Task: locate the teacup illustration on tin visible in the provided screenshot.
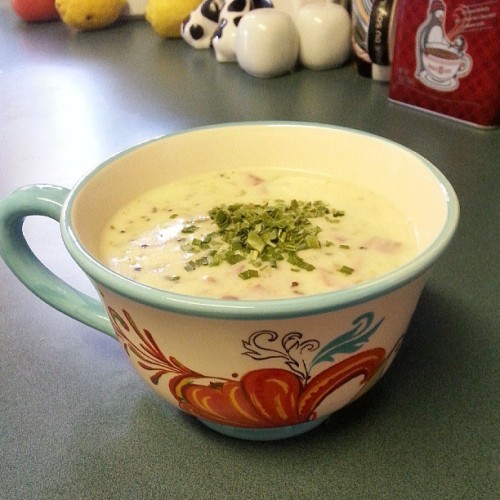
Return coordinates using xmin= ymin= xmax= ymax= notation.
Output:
xmin=415 ymin=0 xmax=472 ymax=91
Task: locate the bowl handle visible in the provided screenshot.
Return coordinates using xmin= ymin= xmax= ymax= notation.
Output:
xmin=0 ymin=185 xmax=116 ymax=339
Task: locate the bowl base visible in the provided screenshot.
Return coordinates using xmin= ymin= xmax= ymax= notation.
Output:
xmin=199 ymin=416 xmax=329 ymax=441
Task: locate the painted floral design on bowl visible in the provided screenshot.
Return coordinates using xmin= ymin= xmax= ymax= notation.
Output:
xmin=109 ymin=308 xmax=396 ymax=429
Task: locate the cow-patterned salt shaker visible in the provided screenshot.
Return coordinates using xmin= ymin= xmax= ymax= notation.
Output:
xmin=212 ymin=0 xmax=253 ymax=62
xmin=181 ymin=0 xmax=225 ymax=49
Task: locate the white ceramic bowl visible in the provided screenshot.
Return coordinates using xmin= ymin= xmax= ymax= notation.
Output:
xmin=0 ymin=123 xmax=459 ymax=440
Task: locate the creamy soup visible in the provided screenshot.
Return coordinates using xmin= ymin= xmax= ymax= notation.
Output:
xmin=98 ymin=169 xmax=417 ymax=299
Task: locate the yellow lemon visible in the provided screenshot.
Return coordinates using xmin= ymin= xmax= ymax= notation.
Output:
xmin=146 ymin=0 xmax=203 ymax=38
xmin=55 ymin=0 xmax=127 ymax=31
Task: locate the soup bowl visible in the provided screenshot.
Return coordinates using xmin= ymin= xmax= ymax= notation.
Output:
xmin=0 ymin=123 xmax=459 ymax=440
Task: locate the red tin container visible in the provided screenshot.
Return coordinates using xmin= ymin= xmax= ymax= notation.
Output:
xmin=389 ymin=0 xmax=499 ymax=128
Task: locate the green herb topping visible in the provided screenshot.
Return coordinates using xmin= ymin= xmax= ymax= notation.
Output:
xmin=339 ymin=265 xmax=354 ymax=275
xmin=182 ymin=199 xmax=348 ymax=279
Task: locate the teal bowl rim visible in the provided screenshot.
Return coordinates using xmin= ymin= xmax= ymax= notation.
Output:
xmin=61 ymin=122 xmax=460 ymax=320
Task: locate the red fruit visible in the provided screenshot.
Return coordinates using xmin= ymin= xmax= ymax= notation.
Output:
xmin=11 ymin=0 xmax=59 ymax=22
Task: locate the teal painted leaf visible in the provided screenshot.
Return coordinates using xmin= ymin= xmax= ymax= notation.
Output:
xmin=310 ymin=312 xmax=384 ymax=369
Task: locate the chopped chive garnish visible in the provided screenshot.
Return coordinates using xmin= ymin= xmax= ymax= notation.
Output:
xmin=225 ymin=252 xmax=245 ymax=265
xmin=339 ymin=265 xmax=354 ymax=275
xmin=305 ymin=235 xmax=321 ymax=249
xmin=178 ymin=199 xmax=345 ymax=279
xmin=238 ymin=269 xmax=259 ymax=280
xmin=287 ymin=253 xmax=315 ymax=271
xmin=247 ymin=231 xmax=266 ymax=253
xmin=181 ymin=224 xmax=197 ymax=233
xmin=184 ymin=261 xmax=196 ymax=272
xmin=195 ymin=256 xmax=209 ymax=267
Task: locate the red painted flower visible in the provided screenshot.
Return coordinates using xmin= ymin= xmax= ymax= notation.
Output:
xmin=109 ymin=307 xmax=387 ymax=429
xmin=172 ymin=349 xmax=386 ymax=428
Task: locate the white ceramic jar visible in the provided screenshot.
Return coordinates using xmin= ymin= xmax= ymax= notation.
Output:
xmin=294 ymin=2 xmax=352 ymax=70
xmin=236 ymin=9 xmax=299 ymax=78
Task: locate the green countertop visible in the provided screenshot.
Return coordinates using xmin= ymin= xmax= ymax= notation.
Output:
xmin=0 ymin=3 xmax=498 ymax=499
